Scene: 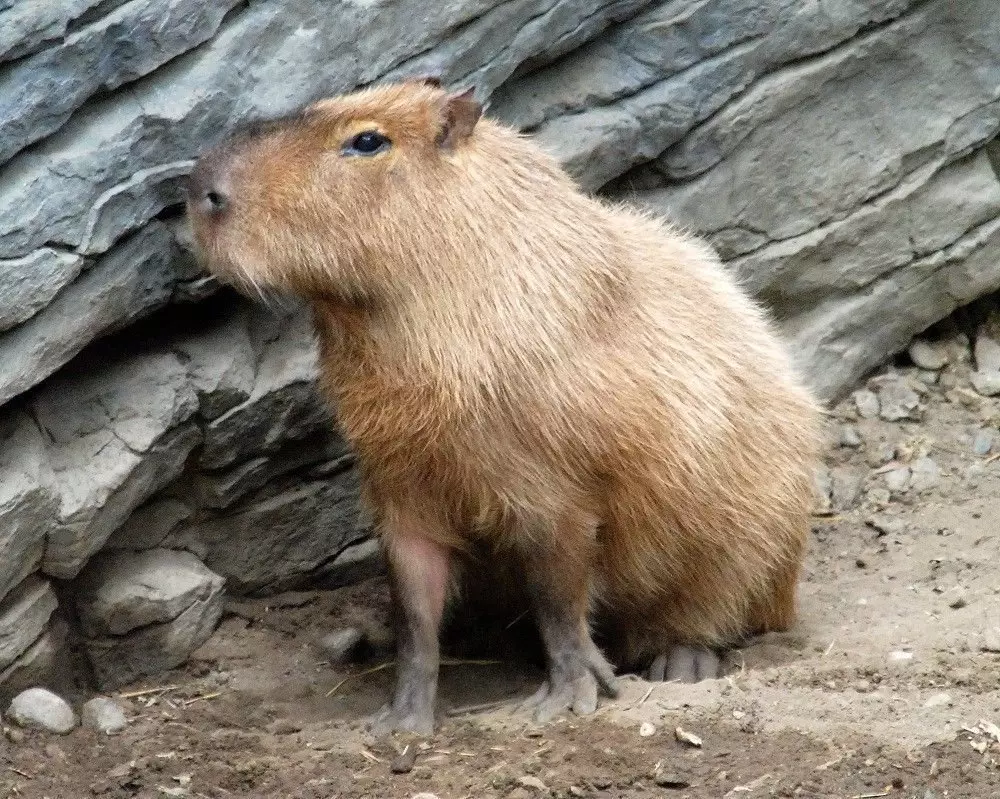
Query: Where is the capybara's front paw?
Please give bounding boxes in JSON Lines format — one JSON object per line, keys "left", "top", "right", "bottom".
{"left": 519, "top": 643, "right": 620, "bottom": 723}
{"left": 368, "top": 702, "right": 435, "bottom": 736}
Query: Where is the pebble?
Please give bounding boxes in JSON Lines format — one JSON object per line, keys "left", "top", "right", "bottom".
{"left": 518, "top": 776, "right": 548, "bottom": 792}
{"left": 908, "top": 339, "right": 949, "bottom": 370}
{"left": 653, "top": 770, "right": 691, "bottom": 789}
{"left": 318, "top": 627, "right": 365, "bottom": 665}
{"left": 81, "top": 697, "right": 128, "bottom": 734}
{"left": 908, "top": 456, "right": 941, "bottom": 492}
{"left": 972, "top": 428, "right": 995, "bottom": 455}
{"left": 883, "top": 466, "right": 911, "bottom": 493}
{"left": 7, "top": 688, "right": 76, "bottom": 734}
{"left": 639, "top": 721, "right": 656, "bottom": 737}
{"left": 853, "top": 389, "right": 880, "bottom": 419}
{"left": 865, "top": 515, "right": 906, "bottom": 537}
{"left": 4, "top": 726, "right": 25, "bottom": 744}
{"left": 838, "top": 425, "right": 863, "bottom": 448}
{"left": 391, "top": 743, "right": 419, "bottom": 774}
{"left": 923, "top": 692, "right": 951, "bottom": 708}
{"left": 974, "top": 331, "right": 1000, "bottom": 372}
{"left": 971, "top": 370, "right": 1000, "bottom": 397}
{"left": 980, "top": 627, "right": 1000, "bottom": 653}
{"left": 830, "top": 467, "right": 865, "bottom": 511}
{"left": 875, "top": 379, "right": 922, "bottom": 421}
{"left": 887, "top": 650, "right": 913, "bottom": 663}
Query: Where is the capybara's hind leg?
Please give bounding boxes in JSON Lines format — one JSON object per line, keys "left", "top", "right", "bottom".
{"left": 647, "top": 646, "right": 722, "bottom": 682}
{"left": 516, "top": 510, "right": 619, "bottom": 722}
{"left": 370, "top": 516, "right": 451, "bottom": 736}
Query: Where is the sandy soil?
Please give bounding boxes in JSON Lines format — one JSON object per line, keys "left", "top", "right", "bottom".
{"left": 2, "top": 326, "right": 1000, "bottom": 799}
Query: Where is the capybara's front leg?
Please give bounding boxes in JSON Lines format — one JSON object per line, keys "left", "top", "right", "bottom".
{"left": 370, "top": 519, "right": 451, "bottom": 736}
{"left": 518, "top": 513, "right": 619, "bottom": 723}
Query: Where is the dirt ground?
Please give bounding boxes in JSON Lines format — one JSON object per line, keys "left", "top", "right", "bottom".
{"left": 4, "top": 323, "right": 1000, "bottom": 798}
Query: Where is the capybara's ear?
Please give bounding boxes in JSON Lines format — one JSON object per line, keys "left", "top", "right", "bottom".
{"left": 437, "top": 88, "right": 482, "bottom": 151}
{"left": 404, "top": 74, "right": 443, "bottom": 88}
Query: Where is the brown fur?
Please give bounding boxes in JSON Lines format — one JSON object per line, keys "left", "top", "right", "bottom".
{"left": 188, "top": 81, "right": 822, "bottom": 684}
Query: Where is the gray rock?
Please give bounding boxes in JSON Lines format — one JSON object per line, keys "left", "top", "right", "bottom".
{"left": 81, "top": 696, "right": 128, "bottom": 734}
{"left": 883, "top": 466, "right": 911, "bottom": 494}
{"left": 974, "top": 332, "right": 1000, "bottom": 374}
{"left": 318, "top": 627, "right": 365, "bottom": 665}
{"left": 0, "top": 249, "right": 84, "bottom": 333}
{"left": 853, "top": 389, "right": 880, "bottom": 419}
{"left": 7, "top": 687, "right": 76, "bottom": 734}
{"left": 0, "top": 619, "right": 71, "bottom": 704}
{"left": 312, "top": 537, "right": 383, "bottom": 589}
{"left": 875, "top": 379, "right": 922, "bottom": 422}
{"left": 0, "top": 1, "right": 127, "bottom": 63}
{"left": 908, "top": 339, "right": 949, "bottom": 371}
{"left": 74, "top": 549, "right": 225, "bottom": 637}
{"left": 167, "top": 471, "right": 364, "bottom": 594}
{"left": 971, "top": 370, "right": 1000, "bottom": 397}
{"left": 0, "top": 413, "right": 58, "bottom": 603}
{"left": 830, "top": 467, "right": 865, "bottom": 512}
{"left": 0, "top": 577, "right": 58, "bottom": 672}
{"left": 972, "top": 428, "right": 995, "bottom": 456}
{"left": 103, "top": 498, "right": 194, "bottom": 552}
{"left": 813, "top": 467, "right": 833, "bottom": 515}
{"left": 909, "top": 456, "right": 941, "bottom": 492}
{"left": 0, "top": 223, "right": 187, "bottom": 408}
{"left": 838, "top": 425, "right": 863, "bottom": 448}
{"left": 84, "top": 582, "right": 225, "bottom": 690}
{"left": 199, "top": 310, "right": 330, "bottom": 470}
{"left": 31, "top": 349, "right": 200, "bottom": 578}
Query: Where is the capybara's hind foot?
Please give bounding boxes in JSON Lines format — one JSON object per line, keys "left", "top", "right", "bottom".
{"left": 647, "top": 645, "right": 722, "bottom": 682}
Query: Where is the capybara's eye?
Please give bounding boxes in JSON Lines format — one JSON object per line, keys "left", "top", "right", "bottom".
{"left": 344, "top": 130, "right": 392, "bottom": 157}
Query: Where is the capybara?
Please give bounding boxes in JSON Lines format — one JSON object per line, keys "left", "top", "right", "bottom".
{"left": 186, "top": 78, "right": 822, "bottom": 735}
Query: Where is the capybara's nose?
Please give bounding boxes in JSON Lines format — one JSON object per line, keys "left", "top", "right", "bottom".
{"left": 186, "top": 156, "right": 231, "bottom": 217}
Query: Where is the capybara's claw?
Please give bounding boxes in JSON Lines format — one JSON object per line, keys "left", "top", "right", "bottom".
{"left": 646, "top": 646, "right": 722, "bottom": 682}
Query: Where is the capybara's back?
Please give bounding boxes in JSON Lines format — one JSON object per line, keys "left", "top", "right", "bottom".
{"left": 187, "top": 80, "right": 823, "bottom": 731}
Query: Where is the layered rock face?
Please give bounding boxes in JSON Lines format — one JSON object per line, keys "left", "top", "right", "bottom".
{"left": 0, "top": 0, "right": 996, "bottom": 692}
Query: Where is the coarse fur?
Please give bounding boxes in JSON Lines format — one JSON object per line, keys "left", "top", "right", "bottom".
{"left": 187, "top": 80, "right": 823, "bottom": 728}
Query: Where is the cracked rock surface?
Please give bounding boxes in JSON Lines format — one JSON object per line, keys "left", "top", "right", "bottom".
{"left": 0, "top": 0, "right": 996, "bottom": 695}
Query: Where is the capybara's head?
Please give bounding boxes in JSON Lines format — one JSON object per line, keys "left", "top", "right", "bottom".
{"left": 185, "top": 78, "right": 482, "bottom": 302}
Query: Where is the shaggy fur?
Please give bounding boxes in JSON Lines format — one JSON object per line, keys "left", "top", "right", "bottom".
{"left": 188, "top": 80, "right": 822, "bottom": 728}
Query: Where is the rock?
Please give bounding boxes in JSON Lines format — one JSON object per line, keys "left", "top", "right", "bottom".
{"left": 838, "top": 425, "right": 863, "bottom": 448}
{"left": 883, "top": 466, "right": 911, "bottom": 494}
{"left": 0, "top": 619, "right": 72, "bottom": 703}
{"left": 81, "top": 697, "right": 128, "bottom": 734}
{"left": 865, "top": 515, "right": 906, "bottom": 538}
{"left": 103, "top": 498, "right": 194, "bottom": 551}
{"left": 974, "top": 332, "right": 1000, "bottom": 373}
{"left": 312, "top": 537, "right": 383, "bottom": 589}
{"left": 74, "top": 549, "right": 225, "bottom": 637}
{"left": 980, "top": 627, "right": 1000, "bottom": 653}
{"left": 7, "top": 687, "right": 76, "bottom": 734}
{"left": 518, "top": 776, "right": 548, "bottom": 792}
{"left": 31, "top": 348, "right": 200, "bottom": 578}
{"left": 0, "top": 222, "right": 188, "bottom": 408}
{"left": 972, "top": 428, "right": 995, "bottom": 456}
{"left": 0, "top": 249, "right": 84, "bottom": 332}
{"left": 83, "top": 574, "right": 225, "bottom": 690}
{"left": 875, "top": 379, "right": 922, "bottom": 421}
{"left": 318, "top": 627, "right": 364, "bottom": 665}
{"left": 0, "top": 413, "right": 58, "bottom": 603}
{"left": 908, "top": 456, "right": 941, "bottom": 492}
{"left": 813, "top": 467, "right": 833, "bottom": 515}
{"left": 923, "top": 691, "right": 951, "bottom": 708}
{"left": 167, "top": 472, "right": 364, "bottom": 594}
{"left": 853, "top": 389, "right": 880, "bottom": 419}
{"left": 908, "top": 338, "right": 949, "bottom": 370}
{"left": 0, "top": 577, "right": 58, "bottom": 671}
{"left": 971, "top": 370, "right": 1000, "bottom": 397}
{"left": 639, "top": 721, "right": 656, "bottom": 737}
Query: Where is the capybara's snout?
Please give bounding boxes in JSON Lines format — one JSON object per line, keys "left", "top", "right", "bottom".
{"left": 186, "top": 148, "right": 232, "bottom": 221}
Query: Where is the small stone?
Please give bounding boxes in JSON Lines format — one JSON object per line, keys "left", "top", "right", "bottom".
{"left": 653, "top": 768, "right": 690, "bottom": 789}
{"left": 853, "top": 389, "right": 880, "bottom": 419}
{"left": 866, "top": 487, "right": 891, "bottom": 508}
{"left": 948, "top": 593, "right": 968, "bottom": 610}
{"left": 4, "top": 726, "right": 25, "bottom": 743}
{"left": 971, "top": 371, "right": 1000, "bottom": 397}
{"left": 518, "top": 775, "right": 548, "bottom": 791}
{"left": 81, "top": 697, "right": 128, "bottom": 734}
{"left": 569, "top": 788, "right": 585, "bottom": 798}
{"left": 391, "top": 743, "right": 419, "bottom": 774}
{"left": 972, "top": 428, "right": 995, "bottom": 456}
{"left": 318, "top": 627, "right": 365, "bottom": 665}
{"left": 265, "top": 718, "right": 302, "bottom": 735}
{"left": 7, "top": 687, "right": 76, "bottom": 734}
{"left": 980, "top": 627, "right": 1000, "bottom": 652}
{"left": 838, "top": 425, "right": 863, "bottom": 448}
{"left": 908, "top": 339, "right": 949, "bottom": 371}
{"left": 639, "top": 721, "right": 656, "bottom": 737}
{"left": 876, "top": 379, "right": 922, "bottom": 421}
{"left": 923, "top": 692, "right": 951, "bottom": 708}
{"left": 813, "top": 467, "right": 833, "bottom": 514}
{"left": 883, "top": 466, "right": 911, "bottom": 493}
{"left": 867, "top": 443, "right": 897, "bottom": 467}
{"left": 674, "top": 726, "right": 702, "bottom": 747}
{"left": 830, "top": 467, "right": 865, "bottom": 511}
{"left": 974, "top": 332, "right": 1000, "bottom": 373}
{"left": 908, "top": 457, "right": 940, "bottom": 492}
{"left": 887, "top": 650, "right": 913, "bottom": 663}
